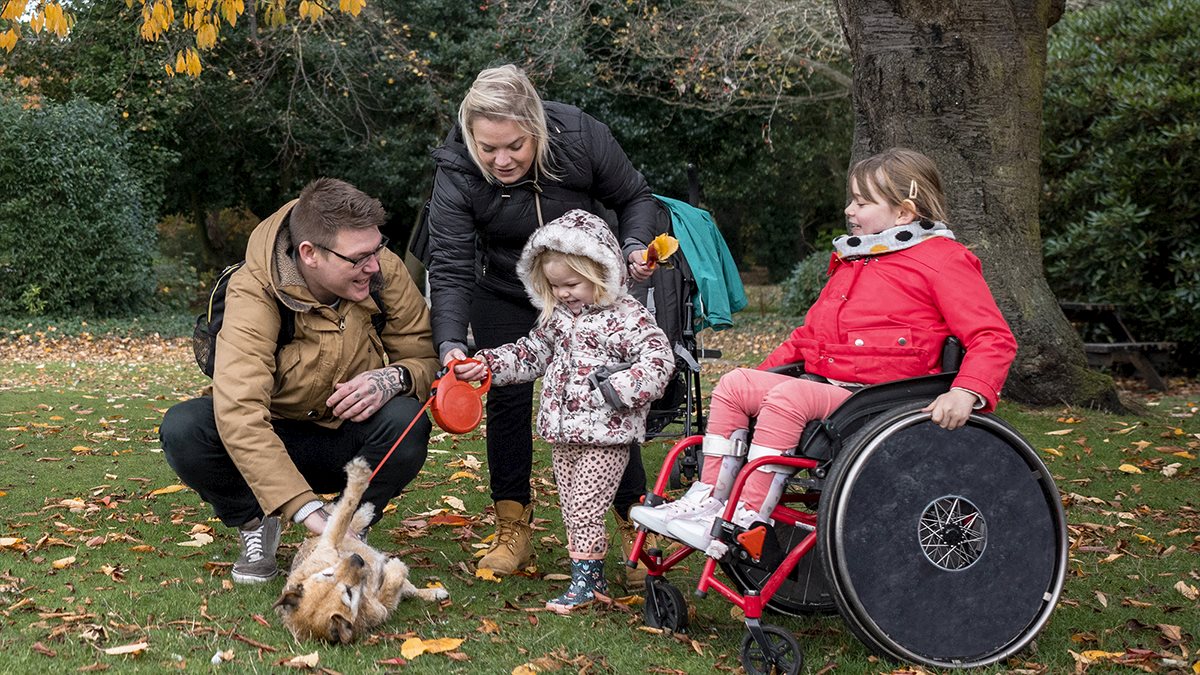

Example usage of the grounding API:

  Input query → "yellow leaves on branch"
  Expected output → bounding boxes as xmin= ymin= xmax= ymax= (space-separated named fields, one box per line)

xmin=134 ymin=0 xmax=365 ymax=77
xmin=0 ymin=1 xmax=72 ymax=53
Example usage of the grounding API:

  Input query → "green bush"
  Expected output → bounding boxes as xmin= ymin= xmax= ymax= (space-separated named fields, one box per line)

xmin=0 ymin=96 xmax=157 ymax=317
xmin=1042 ymin=0 xmax=1200 ymax=367
xmin=779 ymin=250 xmax=831 ymax=317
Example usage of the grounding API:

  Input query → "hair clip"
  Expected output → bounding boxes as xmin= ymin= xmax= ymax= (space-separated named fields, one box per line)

xmin=908 ymin=180 xmax=919 ymax=200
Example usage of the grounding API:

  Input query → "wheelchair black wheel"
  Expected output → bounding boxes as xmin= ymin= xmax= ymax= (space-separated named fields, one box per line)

xmin=720 ymin=514 xmax=836 ymax=615
xmin=817 ymin=402 xmax=1067 ymax=669
xmin=739 ymin=625 xmax=803 ymax=675
xmin=643 ymin=578 xmax=689 ymax=632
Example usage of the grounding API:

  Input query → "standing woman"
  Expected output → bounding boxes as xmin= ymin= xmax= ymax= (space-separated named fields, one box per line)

xmin=426 ymin=64 xmax=662 ymax=579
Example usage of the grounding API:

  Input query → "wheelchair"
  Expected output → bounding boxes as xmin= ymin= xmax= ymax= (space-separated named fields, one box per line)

xmin=626 ymin=359 xmax=1068 ymax=674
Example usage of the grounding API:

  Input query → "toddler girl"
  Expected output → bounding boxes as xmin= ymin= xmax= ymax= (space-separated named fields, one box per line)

xmin=455 ymin=209 xmax=675 ymax=611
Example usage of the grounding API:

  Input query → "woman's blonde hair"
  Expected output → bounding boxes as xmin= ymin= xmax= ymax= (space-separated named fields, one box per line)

xmin=527 ymin=251 xmax=612 ymax=325
xmin=458 ymin=64 xmax=562 ymax=184
xmin=849 ymin=147 xmax=949 ymax=223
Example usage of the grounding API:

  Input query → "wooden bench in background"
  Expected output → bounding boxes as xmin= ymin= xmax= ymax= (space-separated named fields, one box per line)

xmin=1058 ymin=301 xmax=1176 ymax=391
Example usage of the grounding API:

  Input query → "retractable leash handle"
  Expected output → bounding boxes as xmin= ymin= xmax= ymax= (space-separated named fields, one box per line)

xmin=431 ymin=359 xmax=491 ymax=434
xmin=369 ymin=361 xmax=492 ymax=483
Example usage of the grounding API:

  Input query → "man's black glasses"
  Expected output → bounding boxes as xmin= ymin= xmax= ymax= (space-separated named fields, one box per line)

xmin=315 ymin=236 xmax=389 ymax=269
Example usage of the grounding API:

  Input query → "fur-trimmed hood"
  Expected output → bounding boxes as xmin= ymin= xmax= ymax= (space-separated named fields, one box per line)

xmin=515 ymin=209 xmax=627 ymax=309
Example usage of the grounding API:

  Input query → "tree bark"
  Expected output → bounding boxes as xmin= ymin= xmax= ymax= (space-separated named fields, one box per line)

xmin=834 ymin=0 xmax=1120 ymax=408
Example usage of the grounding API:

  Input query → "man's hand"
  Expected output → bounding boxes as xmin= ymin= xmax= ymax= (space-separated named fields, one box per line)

xmin=628 ymin=249 xmax=653 ymax=282
xmin=921 ymin=389 xmax=978 ymax=430
xmin=301 ymin=507 xmax=363 ymax=542
xmin=452 ymin=357 xmax=489 ymax=382
xmin=328 ymin=367 xmax=404 ymax=422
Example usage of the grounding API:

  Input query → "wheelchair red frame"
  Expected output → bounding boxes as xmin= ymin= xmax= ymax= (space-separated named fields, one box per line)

xmin=625 ymin=372 xmax=1067 ymax=675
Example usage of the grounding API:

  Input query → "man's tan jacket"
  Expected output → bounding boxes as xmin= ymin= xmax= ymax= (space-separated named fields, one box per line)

xmin=212 ymin=200 xmax=438 ymax=521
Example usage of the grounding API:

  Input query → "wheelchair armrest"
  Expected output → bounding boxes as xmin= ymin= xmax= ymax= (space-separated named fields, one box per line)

xmin=798 ymin=372 xmax=957 ymax=462
xmin=764 ymin=361 xmax=806 ymax=378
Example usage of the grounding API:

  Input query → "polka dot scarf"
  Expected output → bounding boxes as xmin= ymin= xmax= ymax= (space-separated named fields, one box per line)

xmin=832 ymin=220 xmax=956 ymax=260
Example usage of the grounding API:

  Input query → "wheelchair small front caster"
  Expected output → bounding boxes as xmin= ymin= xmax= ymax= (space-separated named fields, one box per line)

xmin=643 ymin=578 xmax=689 ymax=632
xmin=740 ymin=624 xmax=803 ymax=675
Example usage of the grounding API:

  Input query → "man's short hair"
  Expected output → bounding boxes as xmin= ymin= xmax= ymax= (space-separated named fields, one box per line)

xmin=289 ymin=178 xmax=386 ymax=249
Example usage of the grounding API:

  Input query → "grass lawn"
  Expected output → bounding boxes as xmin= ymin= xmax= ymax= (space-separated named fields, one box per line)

xmin=0 ymin=315 xmax=1196 ymax=674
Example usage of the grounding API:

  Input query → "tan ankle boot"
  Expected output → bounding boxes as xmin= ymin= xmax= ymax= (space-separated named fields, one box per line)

xmin=478 ymin=500 xmax=534 ymax=575
xmin=614 ymin=510 xmax=650 ymax=590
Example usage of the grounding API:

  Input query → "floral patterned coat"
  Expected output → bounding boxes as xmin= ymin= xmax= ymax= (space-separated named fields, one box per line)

xmin=477 ymin=295 xmax=674 ymax=446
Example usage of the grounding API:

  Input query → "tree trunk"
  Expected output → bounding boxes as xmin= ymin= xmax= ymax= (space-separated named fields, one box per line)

xmin=833 ymin=0 xmax=1120 ymax=409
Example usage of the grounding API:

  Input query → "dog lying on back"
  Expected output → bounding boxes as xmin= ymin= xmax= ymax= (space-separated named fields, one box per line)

xmin=273 ymin=458 xmax=449 ymax=643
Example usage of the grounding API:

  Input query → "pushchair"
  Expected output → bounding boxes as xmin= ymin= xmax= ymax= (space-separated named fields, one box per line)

xmin=625 ymin=342 xmax=1068 ymax=674
xmin=632 ymin=195 xmax=747 ymax=485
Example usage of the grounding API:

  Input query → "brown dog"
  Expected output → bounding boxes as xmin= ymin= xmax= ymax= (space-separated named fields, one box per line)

xmin=273 ymin=458 xmax=449 ymax=643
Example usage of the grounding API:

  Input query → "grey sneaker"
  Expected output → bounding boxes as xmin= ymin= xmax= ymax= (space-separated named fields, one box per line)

xmin=232 ymin=516 xmax=280 ymax=583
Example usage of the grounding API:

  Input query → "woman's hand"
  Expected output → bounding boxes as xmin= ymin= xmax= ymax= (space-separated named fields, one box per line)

xmin=628 ymin=249 xmax=653 ymax=282
xmin=442 ymin=348 xmax=468 ymax=368
xmin=921 ymin=389 xmax=978 ymax=430
xmin=453 ymin=358 xmax=489 ymax=382
xmin=328 ymin=367 xmax=404 ymax=422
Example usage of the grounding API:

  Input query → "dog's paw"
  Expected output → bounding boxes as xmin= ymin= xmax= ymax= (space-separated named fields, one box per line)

xmin=344 ymin=457 xmax=372 ymax=481
xmin=419 ymin=585 xmax=450 ymax=602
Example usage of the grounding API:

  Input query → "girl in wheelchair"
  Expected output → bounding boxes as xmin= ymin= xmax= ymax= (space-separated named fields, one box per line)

xmin=631 ymin=147 xmax=1018 ymax=554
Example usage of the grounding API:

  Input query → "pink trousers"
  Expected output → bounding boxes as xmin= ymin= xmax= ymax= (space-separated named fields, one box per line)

xmin=704 ymin=368 xmax=854 ymax=508
xmin=552 ymin=442 xmax=628 ymax=560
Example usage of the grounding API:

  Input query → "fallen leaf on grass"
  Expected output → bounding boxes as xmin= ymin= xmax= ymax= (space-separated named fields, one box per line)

xmin=177 ymin=533 xmax=214 ymax=548
xmin=102 ymin=641 xmax=149 ymax=656
xmin=1163 ymin=463 xmax=1182 ymax=477
xmin=1094 ymin=591 xmax=1108 ymax=608
xmin=1118 ymin=463 xmax=1143 ymax=474
xmin=0 ymin=537 xmax=27 ymax=550
xmin=149 ymin=484 xmax=186 ymax=496
xmin=377 ymin=656 xmax=408 ymax=666
xmin=475 ymin=568 xmax=501 ymax=583
xmin=31 ymin=641 xmax=56 ymax=657
xmin=542 ymin=573 xmax=571 ymax=581
xmin=479 ymin=618 xmax=500 ymax=634
xmin=442 ymin=496 xmax=466 ymax=511
xmin=1174 ymin=580 xmax=1198 ymax=600
xmin=281 ymin=652 xmax=319 ymax=668
xmin=428 ymin=513 xmax=472 ymax=527
xmin=400 ymin=637 xmax=464 ymax=659
xmin=51 ymin=555 xmax=76 ymax=569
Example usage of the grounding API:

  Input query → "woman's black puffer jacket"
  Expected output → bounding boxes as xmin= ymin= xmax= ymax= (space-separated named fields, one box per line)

xmin=427 ymin=101 xmax=662 ymax=356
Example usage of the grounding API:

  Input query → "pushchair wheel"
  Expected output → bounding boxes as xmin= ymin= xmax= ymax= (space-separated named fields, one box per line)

xmin=818 ymin=403 xmax=1067 ymax=668
xmin=668 ymin=443 xmax=700 ymax=489
xmin=643 ymin=578 xmax=689 ymax=632
xmin=740 ymin=624 xmax=803 ymax=675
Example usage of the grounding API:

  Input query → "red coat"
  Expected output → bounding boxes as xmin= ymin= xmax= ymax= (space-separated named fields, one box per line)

xmin=760 ymin=238 xmax=1016 ymax=412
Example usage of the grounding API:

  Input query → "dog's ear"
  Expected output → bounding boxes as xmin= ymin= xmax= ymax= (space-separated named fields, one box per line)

xmin=330 ymin=614 xmax=355 ymax=644
xmin=273 ymin=585 xmax=304 ymax=616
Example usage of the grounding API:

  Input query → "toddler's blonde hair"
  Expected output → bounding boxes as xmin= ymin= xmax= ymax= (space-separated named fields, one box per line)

xmin=527 ymin=251 xmax=612 ymax=325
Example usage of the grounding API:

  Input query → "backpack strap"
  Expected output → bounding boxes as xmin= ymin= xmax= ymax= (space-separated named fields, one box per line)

xmin=369 ymin=289 xmax=387 ymax=337
xmin=276 ymin=299 xmax=296 ymax=347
